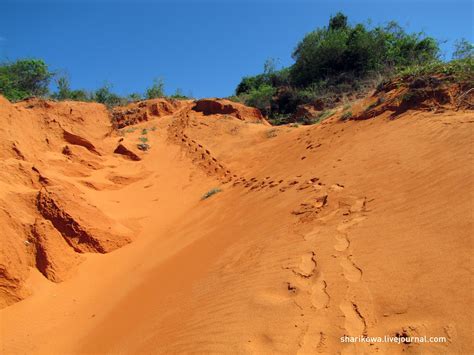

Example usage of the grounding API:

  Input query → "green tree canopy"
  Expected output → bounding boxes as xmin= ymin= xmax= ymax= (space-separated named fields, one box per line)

xmin=0 ymin=59 xmax=53 ymax=101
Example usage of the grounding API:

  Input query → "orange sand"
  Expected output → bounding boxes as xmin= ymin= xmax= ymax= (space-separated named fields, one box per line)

xmin=0 ymin=92 xmax=472 ymax=354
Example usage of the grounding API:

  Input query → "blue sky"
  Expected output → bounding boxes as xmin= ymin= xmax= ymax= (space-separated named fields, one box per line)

xmin=1 ymin=0 xmax=472 ymax=98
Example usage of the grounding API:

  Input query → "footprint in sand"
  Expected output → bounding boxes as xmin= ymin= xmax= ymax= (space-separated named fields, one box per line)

xmin=297 ymin=252 xmax=317 ymax=278
xmin=310 ymin=278 xmax=330 ymax=309
xmin=340 ymin=256 xmax=362 ymax=282
xmin=254 ymin=288 xmax=295 ymax=306
xmin=329 ymin=183 xmax=344 ymax=191
xmin=339 ymin=301 xmax=366 ymax=336
xmin=334 ymin=233 xmax=350 ymax=252
xmin=298 ymin=327 xmax=327 ymax=354
xmin=350 ymin=197 xmax=366 ymax=213
xmin=336 ymin=216 xmax=366 ymax=233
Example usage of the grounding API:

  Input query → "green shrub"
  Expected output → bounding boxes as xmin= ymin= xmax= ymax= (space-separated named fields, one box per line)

xmin=234 ymin=13 xmax=442 ymax=121
xmin=93 ymin=84 xmax=125 ymax=107
xmin=170 ymin=88 xmax=188 ymax=99
xmin=365 ymin=102 xmax=378 ymax=111
xmin=137 ymin=143 xmax=150 ymax=151
xmin=146 ymin=78 xmax=165 ymax=99
xmin=128 ymin=93 xmax=142 ymax=101
xmin=397 ymin=57 xmax=474 ymax=83
xmin=52 ymin=76 xmax=90 ymax=102
xmin=290 ymin=17 xmax=439 ymax=87
xmin=0 ymin=59 xmax=53 ymax=101
xmin=241 ymin=84 xmax=276 ymax=116
xmin=316 ymin=109 xmax=335 ymax=122
xmin=201 ymin=187 xmax=222 ymax=200
xmin=453 ymin=38 xmax=474 ymax=60
xmin=341 ymin=111 xmax=353 ymax=120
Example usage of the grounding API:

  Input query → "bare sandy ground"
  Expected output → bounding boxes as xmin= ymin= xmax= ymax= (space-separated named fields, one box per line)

xmin=0 ymin=93 xmax=472 ymax=354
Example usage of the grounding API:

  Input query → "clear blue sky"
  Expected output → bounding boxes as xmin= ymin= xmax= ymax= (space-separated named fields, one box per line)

xmin=1 ymin=0 xmax=472 ymax=98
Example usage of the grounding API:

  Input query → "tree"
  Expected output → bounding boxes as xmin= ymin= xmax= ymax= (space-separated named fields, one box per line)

xmin=128 ymin=93 xmax=143 ymax=101
xmin=54 ymin=76 xmax=72 ymax=100
xmin=146 ymin=78 xmax=165 ymax=99
xmin=0 ymin=59 xmax=53 ymax=101
xmin=329 ymin=12 xmax=348 ymax=31
xmin=453 ymin=38 xmax=474 ymax=60
xmin=93 ymin=84 xmax=123 ymax=107
xmin=170 ymin=88 xmax=188 ymax=99
xmin=290 ymin=13 xmax=439 ymax=86
xmin=52 ymin=76 xmax=90 ymax=101
xmin=263 ymin=58 xmax=278 ymax=76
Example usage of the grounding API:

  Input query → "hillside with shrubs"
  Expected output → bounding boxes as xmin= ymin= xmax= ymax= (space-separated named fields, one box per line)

xmin=233 ymin=12 xmax=473 ymax=124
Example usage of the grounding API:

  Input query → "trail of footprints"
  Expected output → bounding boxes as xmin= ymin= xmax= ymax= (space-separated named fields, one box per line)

xmin=169 ymin=112 xmax=373 ymax=350
xmin=282 ymin=184 xmax=372 ymax=352
xmin=167 ymin=111 xmax=328 ymax=195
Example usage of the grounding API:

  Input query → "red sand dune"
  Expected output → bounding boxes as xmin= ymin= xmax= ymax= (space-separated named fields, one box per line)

xmin=0 ymin=89 xmax=472 ymax=354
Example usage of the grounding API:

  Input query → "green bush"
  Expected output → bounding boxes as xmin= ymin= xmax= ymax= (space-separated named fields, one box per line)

xmin=341 ymin=111 xmax=353 ymax=121
xmin=93 ymin=84 xmax=125 ymax=107
xmin=128 ymin=93 xmax=142 ymax=101
xmin=452 ymin=39 xmax=474 ymax=60
xmin=234 ymin=13 xmax=443 ymax=122
xmin=146 ymin=78 xmax=165 ymax=99
xmin=137 ymin=143 xmax=150 ymax=151
xmin=201 ymin=187 xmax=222 ymax=200
xmin=170 ymin=88 xmax=188 ymax=99
xmin=290 ymin=16 xmax=439 ymax=87
xmin=0 ymin=59 xmax=53 ymax=101
xmin=52 ymin=76 xmax=90 ymax=101
xmin=241 ymin=84 xmax=276 ymax=116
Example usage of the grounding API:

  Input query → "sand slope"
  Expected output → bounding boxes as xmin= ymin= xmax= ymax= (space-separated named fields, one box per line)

xmin=0 ymin=93 xmax=472 ymax=354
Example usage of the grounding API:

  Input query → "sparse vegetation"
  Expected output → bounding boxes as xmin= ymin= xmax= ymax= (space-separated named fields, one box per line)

xmin=201 ymin=187 xmax=222 ymax=200
xmin=341 ymin=111 xmax=353 ymax=121
xmin=146 ymin=78 xmax=165 ymax=99
xmin=170 ymin=88 xmax=189 ymax=100
xmin=396 ymin=57 xmax=474 ymax=84
xmin=0 ymin=62 xmax=193 ymax=106
xmin=365 ymin=102 xmax=378 ymax=112
xmin=93 ymin=84 xmax=126 ymax=107
xmin=314 ymin=110 xmax=335 ymax=123
xmin=52 ymin=76 xmax=89 ymax=101
xmin=452 ymin=38 xmax=474 ymax=61
xmin=137 ymin=143 xmax=150 ymax=151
